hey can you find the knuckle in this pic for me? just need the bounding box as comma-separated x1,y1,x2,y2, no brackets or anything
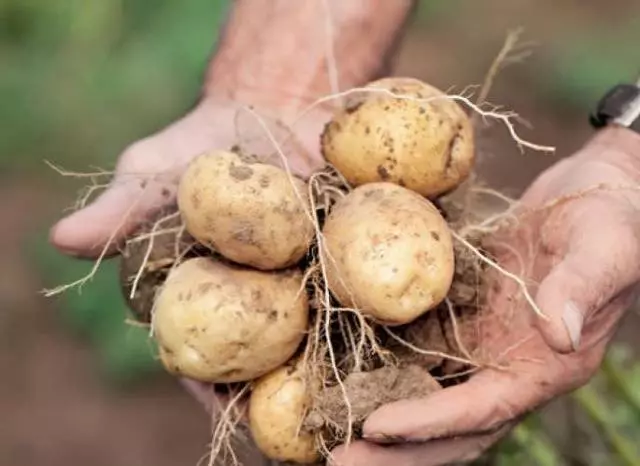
112,140,180,208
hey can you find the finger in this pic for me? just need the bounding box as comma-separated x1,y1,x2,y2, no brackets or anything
49,170,179,258
535,228,640,353
331,425,510,466
180,378,218,414
361,368,538,442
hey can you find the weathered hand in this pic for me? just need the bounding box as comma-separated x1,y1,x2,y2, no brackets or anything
331,126,640,466
48,97,329,412
49,98,327,258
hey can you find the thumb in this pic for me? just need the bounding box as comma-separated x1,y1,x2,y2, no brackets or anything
535,234,640,353
50,157,182,258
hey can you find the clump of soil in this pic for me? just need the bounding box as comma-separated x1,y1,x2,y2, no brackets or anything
305,364,442,436
119,206,202,323
395,306,481,375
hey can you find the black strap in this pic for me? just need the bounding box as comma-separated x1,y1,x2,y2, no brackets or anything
590,84,640,128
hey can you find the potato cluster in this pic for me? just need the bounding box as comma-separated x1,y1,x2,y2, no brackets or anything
119,77,474,464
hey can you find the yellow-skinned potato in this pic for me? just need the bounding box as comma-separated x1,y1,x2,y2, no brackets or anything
153,257,309,383
249,359,319,464
322,182,454,325
321,77,474,197
178,150,314,270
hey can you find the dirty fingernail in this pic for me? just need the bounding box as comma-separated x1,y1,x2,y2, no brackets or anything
562,301,584,350
362,433,406,444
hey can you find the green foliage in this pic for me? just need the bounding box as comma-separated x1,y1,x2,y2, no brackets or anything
538,18,640,112
603,346,640,424
4,0,230,385
413,0,464,25
0,0,230,174
480,344,640,466
573,384,639,466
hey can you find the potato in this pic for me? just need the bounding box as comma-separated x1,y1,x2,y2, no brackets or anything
152,257,309,383
322,182,454,325
321,77,474,197
249,359,319,464
177,150,314,270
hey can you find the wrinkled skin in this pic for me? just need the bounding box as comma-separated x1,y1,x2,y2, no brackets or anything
330,126,640,465
50,98,640,466
49,100,327,258
49,98,329,422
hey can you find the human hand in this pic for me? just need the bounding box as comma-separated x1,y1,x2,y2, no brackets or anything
49,96,330,411
331,126,640,466
49,98,328,259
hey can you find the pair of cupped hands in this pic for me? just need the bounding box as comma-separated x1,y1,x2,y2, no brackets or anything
50,97,640,466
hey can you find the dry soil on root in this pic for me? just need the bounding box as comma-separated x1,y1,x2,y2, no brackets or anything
305,364,441,437
119,206,201,323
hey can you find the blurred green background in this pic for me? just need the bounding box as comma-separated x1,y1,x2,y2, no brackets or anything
1,1,639,465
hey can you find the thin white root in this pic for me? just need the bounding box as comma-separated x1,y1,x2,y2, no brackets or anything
444,298,473,361
471,186,519,206
44,160,114,178
534,183,640,214
450,230,547,320
127,210,184,300
232,104,367,449
474,27,534,110
317,434,334,463
239,105,319,229
174,224,187,260
207,384,250,466
127,227,183,243
434,367,480,382
45,161,114,212
459,29,534,216
311,190,355,446
383,327,479,368
293,86,555,154
458,187,520,237
74,184,110,211
128,225,157,301
42,197,143,297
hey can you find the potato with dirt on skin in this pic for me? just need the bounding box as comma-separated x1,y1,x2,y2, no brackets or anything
321,77,474,198
322,182,455,325
152,257,309,383
249,358,320,464
177,150,314,270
